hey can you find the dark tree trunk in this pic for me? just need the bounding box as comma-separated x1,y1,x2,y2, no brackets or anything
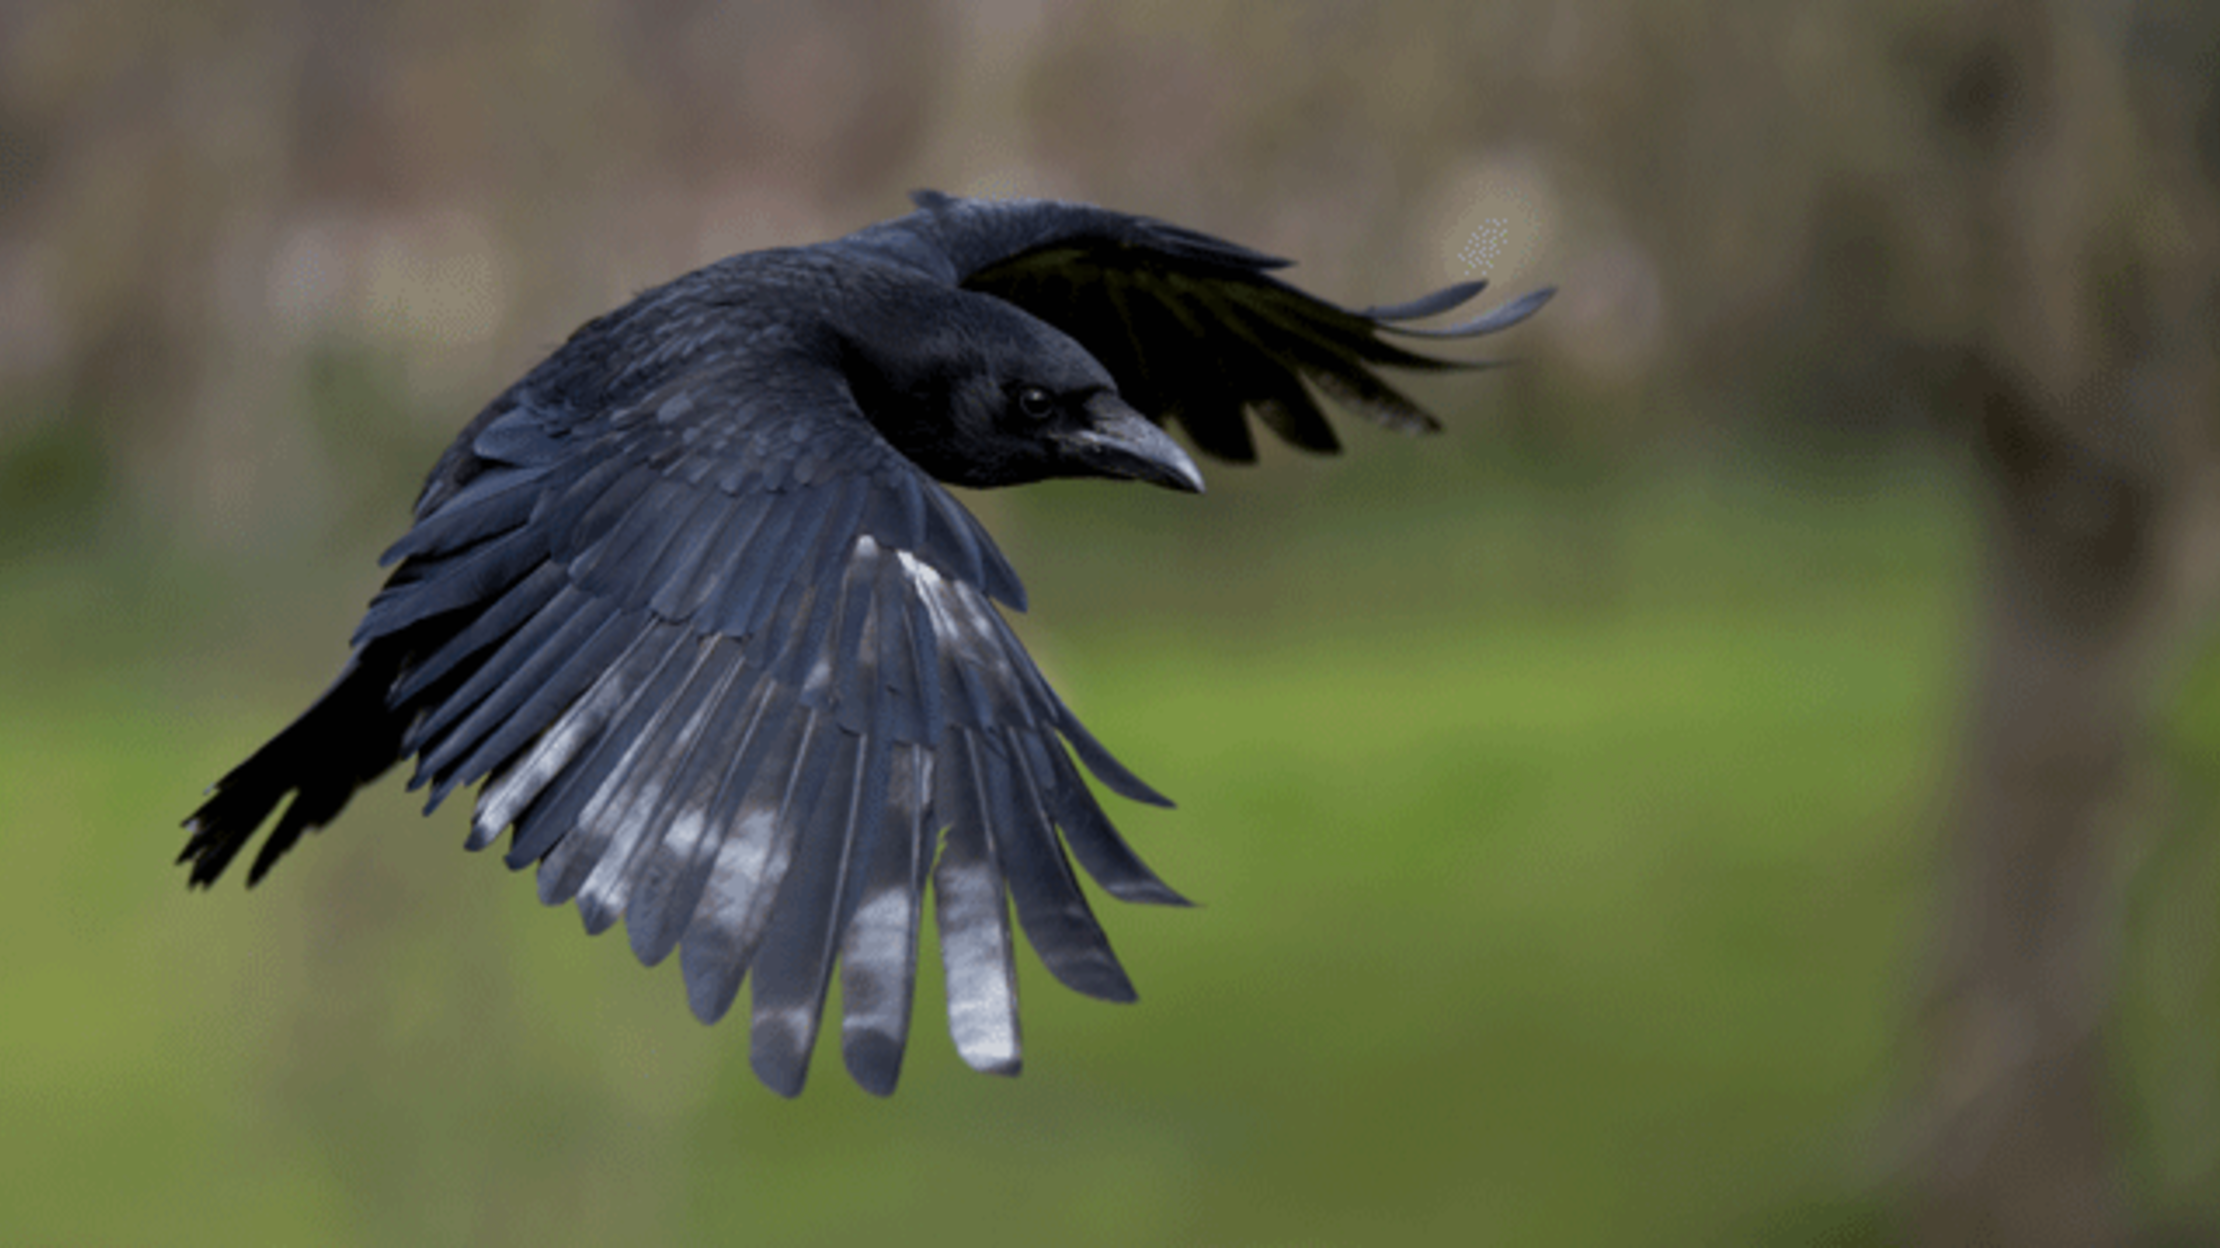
1919,361,2167,1247
1903,2,2220,1243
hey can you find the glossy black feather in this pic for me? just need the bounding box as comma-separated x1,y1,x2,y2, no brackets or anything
932,729,1023,1075
1360,279,1490,323
179,191,1544,1096
837,743,932,1095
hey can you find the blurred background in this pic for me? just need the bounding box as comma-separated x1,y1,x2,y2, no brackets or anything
4,0,2217,1244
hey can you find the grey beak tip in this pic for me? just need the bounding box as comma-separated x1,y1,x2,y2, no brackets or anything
1149,440,1207,495
1075,396,1209,495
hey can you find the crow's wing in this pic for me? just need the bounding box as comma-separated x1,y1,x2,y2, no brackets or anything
353,359,1185,1097
878,190,1552,462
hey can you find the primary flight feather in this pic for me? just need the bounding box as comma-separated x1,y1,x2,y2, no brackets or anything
181,190,1550,1096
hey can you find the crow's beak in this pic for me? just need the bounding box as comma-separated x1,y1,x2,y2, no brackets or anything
1067,394,1206,494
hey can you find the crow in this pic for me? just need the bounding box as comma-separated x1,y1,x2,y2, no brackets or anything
181,190,1550,1097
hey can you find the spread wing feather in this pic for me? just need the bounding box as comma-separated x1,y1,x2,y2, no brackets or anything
322,361,1182,1096
886,191,1553,462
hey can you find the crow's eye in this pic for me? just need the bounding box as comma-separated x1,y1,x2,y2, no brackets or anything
1015,386,1056,420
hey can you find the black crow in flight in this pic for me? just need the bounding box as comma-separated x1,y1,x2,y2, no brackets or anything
181,190,1550,1096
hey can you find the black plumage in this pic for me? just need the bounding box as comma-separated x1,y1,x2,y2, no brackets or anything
180,190,1550,1096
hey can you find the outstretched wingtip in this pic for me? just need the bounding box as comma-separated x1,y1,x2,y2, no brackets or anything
1379,284,1556,340
1493,284,1558,324
750,1043,813,1099
842,1034,907,1097
1360,279,1490,323
1111,876,1196,908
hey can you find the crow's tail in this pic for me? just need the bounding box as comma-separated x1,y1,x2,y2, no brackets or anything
180,643,410,888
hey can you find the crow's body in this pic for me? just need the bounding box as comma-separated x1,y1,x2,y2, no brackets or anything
182,191,1548,1096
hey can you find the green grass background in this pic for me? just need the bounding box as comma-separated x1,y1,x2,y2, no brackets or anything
1,461,1982,1245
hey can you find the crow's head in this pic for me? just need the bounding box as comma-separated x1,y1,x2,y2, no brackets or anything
846,290,1204,495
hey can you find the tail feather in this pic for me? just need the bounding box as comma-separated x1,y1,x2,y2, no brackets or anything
180,645,410,888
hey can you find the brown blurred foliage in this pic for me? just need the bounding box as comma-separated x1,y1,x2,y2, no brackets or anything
0,0,1990,557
